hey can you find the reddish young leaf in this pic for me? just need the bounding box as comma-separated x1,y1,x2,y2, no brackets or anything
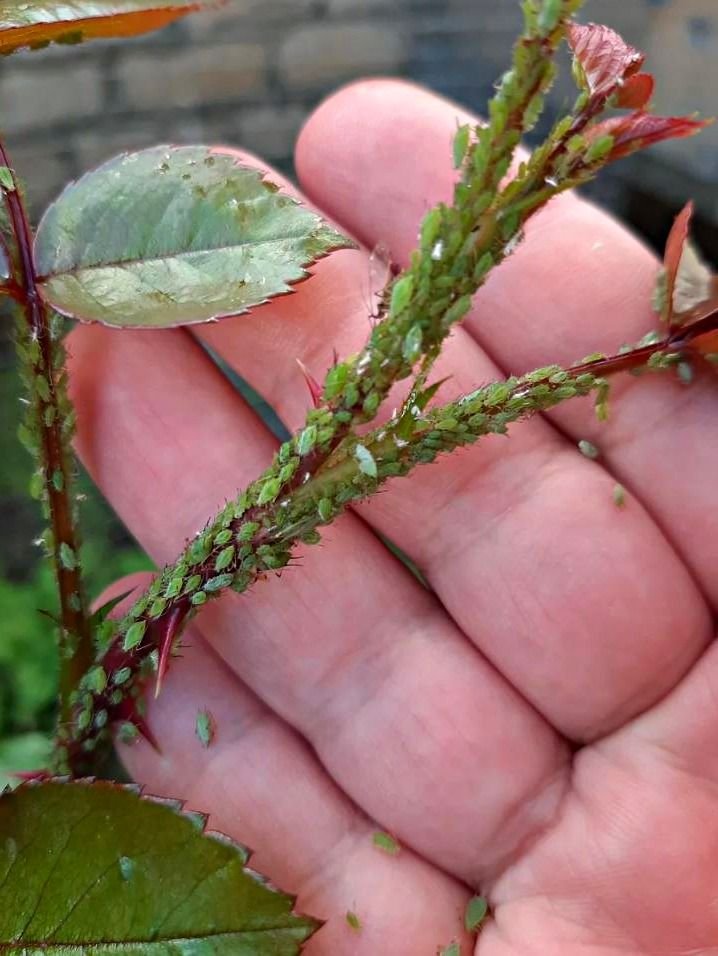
662,202,695,322
567,22,644,100
615,72,654,110
0,1,214,56
586,113,710,162
661,204,718,351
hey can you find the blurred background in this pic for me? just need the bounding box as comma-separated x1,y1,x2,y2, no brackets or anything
0,0,716,780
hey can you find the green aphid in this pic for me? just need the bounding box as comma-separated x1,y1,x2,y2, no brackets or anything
113,667,132,686
345,911,362,932
453,123,471,169
204,573,233,592
149,597,167,618
58,542,77,571
0,165,15,192
439,943,460,956
390,274,414,315
402,324,423,363
188,536,211,565
237,521,260,542
613,483,627,508
118,856,135,882
317,499,332,522
215,545,236,572
213,528,233,547
372,831,400,855
297,425,317,457
323,362,348,399
191,591,208,607
122,620,146,652
165,576,184,599
84,665,107,694
184,574,202,594
28,472,44,500
118,722,139,743
77,707,92,731
35,375,51,403
195,709,215,749
279,461,297,484
464,895,489,932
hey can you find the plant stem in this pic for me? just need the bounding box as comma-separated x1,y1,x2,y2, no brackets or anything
54,312,718,776
0,140,92,725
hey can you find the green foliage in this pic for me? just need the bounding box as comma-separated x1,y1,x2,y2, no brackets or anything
0,735,52,792
0,781,318,953
34,146,351,328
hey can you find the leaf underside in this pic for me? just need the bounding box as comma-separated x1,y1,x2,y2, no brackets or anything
0,1,206,55
34,145,351,328
0,780,318,953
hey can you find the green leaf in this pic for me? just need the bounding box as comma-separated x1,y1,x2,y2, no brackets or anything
34,146,352,328
0,2,210,56
0,780,318,953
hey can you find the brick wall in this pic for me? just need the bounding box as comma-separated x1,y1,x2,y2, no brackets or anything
0,0,715,229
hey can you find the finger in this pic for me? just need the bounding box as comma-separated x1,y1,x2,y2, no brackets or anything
67,322,568,885
295,78,718,609
188,106,711,742
96,576,473,955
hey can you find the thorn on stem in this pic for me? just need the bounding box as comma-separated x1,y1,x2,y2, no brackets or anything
296,358,322,408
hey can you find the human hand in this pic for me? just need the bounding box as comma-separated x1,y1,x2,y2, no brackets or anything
68,81,718,954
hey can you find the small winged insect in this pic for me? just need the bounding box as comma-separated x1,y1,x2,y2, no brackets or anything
364,241,395,323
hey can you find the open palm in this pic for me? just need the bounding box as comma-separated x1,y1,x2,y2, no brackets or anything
68,82,718,954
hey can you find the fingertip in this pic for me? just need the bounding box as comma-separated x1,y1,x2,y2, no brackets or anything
295,79,467,250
